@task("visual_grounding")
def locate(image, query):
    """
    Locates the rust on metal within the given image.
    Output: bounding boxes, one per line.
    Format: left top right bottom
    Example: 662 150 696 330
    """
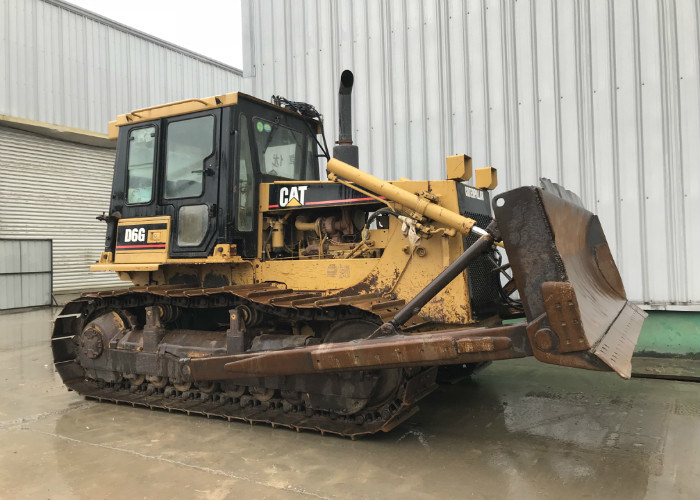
184 324 527 380
541 281 589 353
494 183 647 378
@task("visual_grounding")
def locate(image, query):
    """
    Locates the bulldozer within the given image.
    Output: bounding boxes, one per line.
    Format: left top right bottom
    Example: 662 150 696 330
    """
52 71 647 437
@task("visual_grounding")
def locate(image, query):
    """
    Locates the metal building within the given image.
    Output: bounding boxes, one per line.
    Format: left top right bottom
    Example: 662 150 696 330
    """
0 0 244 305
1 0 697 311
241 0 700 310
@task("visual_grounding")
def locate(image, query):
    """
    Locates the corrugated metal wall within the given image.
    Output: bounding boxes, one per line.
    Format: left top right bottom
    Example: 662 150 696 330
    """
0 0 247 135
242 0 700 307
0 126 121 292
0 0 250 297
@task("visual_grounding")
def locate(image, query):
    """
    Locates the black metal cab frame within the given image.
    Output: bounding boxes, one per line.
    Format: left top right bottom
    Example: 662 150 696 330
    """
106 95 320 260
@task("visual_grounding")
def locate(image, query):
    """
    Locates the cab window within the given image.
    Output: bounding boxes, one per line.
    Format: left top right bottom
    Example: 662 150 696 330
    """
305 135 319 179
237 115 255 231
252 117 317 180
165 115 215 199
126 126 156 204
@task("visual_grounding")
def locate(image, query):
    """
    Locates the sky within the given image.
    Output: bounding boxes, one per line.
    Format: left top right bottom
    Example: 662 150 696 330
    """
66 0 244 69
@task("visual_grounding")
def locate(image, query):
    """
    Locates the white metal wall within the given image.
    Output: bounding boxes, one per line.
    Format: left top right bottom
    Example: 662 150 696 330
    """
242 0 700 307
0 0 247 135
0 126 122 292
0 0 249 297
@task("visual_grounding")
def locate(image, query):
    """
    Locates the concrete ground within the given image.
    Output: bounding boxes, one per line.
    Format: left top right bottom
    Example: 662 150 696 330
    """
1 308 699 500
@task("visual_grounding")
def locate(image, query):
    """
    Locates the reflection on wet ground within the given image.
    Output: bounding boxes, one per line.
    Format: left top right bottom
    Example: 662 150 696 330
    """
1 307 698 499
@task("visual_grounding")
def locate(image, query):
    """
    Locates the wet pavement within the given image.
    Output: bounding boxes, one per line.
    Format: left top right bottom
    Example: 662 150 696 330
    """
1 307 699 500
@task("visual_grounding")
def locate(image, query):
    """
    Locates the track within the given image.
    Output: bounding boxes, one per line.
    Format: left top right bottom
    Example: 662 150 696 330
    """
51 283 438 438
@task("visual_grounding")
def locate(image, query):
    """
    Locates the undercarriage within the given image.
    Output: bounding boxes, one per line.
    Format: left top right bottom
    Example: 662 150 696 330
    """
52 284 442 437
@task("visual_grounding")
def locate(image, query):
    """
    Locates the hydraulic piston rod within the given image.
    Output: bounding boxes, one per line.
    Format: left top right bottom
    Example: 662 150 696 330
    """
326 158 486 237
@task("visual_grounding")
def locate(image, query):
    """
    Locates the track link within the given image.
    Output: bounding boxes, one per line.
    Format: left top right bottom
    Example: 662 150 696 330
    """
62 376 428 438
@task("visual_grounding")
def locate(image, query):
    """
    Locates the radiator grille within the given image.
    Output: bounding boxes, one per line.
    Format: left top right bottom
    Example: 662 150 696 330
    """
464 212 501 318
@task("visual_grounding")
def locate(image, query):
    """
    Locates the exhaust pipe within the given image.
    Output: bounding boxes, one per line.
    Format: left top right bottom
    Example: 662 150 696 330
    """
333 70 359 168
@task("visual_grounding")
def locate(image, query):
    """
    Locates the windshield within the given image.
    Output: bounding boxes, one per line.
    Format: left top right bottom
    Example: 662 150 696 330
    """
164 115 215 199
126 126 156 204
252 117 318 180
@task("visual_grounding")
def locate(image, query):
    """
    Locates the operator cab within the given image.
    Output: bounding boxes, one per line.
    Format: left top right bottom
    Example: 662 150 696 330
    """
107 94 321 259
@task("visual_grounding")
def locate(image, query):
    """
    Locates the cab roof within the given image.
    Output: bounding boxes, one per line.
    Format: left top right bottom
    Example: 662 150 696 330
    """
107 92 300 140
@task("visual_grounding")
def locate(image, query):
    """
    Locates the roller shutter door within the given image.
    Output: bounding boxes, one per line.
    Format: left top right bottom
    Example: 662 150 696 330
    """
0 126 126 292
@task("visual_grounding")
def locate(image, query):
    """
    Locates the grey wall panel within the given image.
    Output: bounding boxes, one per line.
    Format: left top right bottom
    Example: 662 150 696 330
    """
0 126 121 292
243 0 699 308
0 0 245 135
20 272 50 308
0 239 51 308
0 274 22 309
0 240 20 273
20 240 50 272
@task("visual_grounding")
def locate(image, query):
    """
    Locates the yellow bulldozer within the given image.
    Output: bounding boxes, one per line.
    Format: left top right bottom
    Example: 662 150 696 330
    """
52 71 646 437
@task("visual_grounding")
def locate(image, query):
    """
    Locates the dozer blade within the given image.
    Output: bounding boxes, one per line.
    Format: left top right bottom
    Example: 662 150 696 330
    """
493 180 647 378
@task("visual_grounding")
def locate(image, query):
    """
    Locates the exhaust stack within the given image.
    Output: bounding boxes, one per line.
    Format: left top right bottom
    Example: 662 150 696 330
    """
333 70 359 168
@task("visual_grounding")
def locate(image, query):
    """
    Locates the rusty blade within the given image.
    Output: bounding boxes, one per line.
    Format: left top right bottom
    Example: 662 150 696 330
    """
591 301 647 378
539 187 647 378
494 183 647 378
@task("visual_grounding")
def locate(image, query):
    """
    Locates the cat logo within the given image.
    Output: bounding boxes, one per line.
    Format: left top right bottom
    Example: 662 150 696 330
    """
279 186 309 207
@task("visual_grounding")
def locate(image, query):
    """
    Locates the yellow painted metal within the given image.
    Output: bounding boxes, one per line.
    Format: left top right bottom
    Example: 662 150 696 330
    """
365 229 391 249
164 256 247 264
271 220 285 250
147 229 166 243
255 212 473 324
107 92 319 139
123 261 256 287
259 259 378 289
475 167 498 190
108 94 239 138
388 228 472 324
389 180 462 213
96 249 247 273
207 244 238 261
294 217 319 234
164 245 244 264
258 183 271 212
322 175 394 210
445 154 473 181
113 216 170 264
327 158 478 236
91 262 160 272
107 120 119 140
97 251 113 264
117 216 170 226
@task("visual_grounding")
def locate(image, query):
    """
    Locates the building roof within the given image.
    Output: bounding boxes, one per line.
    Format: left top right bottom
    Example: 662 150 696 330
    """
44 0 243 75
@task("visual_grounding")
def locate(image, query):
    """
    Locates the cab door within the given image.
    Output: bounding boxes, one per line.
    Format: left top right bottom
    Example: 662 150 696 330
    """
162 109 221 257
